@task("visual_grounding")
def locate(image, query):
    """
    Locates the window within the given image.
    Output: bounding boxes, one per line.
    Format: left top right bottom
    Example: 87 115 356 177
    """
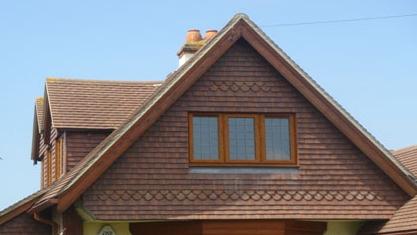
264 117 291 161
55 138 63 180
189 113 297 165
41 158 46 188
227 116 257 161
191 115 219 161
46 150 52 186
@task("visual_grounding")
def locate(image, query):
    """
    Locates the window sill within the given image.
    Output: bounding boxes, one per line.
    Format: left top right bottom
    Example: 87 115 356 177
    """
189 166 300 174
189 162 298 167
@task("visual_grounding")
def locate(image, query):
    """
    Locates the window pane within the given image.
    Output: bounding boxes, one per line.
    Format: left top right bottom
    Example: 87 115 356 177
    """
228 117 255 160
192 116 219 160
265 118 291 160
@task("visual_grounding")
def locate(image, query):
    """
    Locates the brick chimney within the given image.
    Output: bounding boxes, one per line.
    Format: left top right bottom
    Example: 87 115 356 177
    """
177 29 218 66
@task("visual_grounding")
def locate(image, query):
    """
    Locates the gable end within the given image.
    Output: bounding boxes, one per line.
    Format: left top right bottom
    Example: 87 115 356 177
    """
32 13 416 215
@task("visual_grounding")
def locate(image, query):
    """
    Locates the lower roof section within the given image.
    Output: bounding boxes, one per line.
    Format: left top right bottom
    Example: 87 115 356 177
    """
0 190 45 225
372 191 417 234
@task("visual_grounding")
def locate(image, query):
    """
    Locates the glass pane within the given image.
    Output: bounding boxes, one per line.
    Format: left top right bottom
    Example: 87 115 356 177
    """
265 118 291 160
192 116 219 160
228 117 255 160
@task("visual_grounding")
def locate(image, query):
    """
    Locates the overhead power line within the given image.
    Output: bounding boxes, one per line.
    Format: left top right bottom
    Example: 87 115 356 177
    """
261 13 417 28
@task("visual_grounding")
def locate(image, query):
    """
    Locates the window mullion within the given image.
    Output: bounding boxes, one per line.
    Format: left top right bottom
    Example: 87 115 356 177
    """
290 114 297 164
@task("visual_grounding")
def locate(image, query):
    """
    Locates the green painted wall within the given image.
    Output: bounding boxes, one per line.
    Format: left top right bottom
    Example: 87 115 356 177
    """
82 220 363 235
83 222 132 235
324 221 363 235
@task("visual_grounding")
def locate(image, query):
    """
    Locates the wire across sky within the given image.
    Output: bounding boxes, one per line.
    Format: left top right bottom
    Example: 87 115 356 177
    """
261 12 417 27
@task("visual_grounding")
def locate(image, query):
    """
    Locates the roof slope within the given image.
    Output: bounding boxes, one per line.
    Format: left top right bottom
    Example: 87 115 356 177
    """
46 78 162 129
392 145 417 178
32 13 417 213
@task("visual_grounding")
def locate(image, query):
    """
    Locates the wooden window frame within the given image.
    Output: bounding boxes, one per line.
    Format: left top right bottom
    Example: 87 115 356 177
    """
260 114 298 165
188 113 224 164
188 113 298 166
224 114 261 164
46 149 52 186
55 137 63 180
41 158 45 188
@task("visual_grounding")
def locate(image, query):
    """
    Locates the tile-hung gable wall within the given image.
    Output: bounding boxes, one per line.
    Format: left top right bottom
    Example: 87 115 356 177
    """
65 131 110 171
83 39 408 220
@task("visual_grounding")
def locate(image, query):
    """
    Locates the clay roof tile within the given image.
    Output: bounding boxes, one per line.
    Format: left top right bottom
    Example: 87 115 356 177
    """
45 78 162 129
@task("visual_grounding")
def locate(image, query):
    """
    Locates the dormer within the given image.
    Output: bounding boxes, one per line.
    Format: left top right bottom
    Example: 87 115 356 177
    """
31 79 162 188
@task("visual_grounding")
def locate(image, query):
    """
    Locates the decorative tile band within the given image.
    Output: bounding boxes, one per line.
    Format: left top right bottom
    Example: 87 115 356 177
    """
88 189 384 202
208 81 272 93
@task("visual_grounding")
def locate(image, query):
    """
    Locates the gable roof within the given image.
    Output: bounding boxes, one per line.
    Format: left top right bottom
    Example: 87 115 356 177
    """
31 13 417 213
45 78 162 130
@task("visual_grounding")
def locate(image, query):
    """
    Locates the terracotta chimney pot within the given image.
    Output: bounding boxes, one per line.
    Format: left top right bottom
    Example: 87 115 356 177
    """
204 29 218 40
186 29 202 43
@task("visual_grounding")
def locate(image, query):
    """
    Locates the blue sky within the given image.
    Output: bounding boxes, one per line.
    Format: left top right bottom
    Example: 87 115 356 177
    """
0 1 416 210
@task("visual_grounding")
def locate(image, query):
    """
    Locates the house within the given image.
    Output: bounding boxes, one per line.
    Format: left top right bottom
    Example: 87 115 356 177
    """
0 13 416 235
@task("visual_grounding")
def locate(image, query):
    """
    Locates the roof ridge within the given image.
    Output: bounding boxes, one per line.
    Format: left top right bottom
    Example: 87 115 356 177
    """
46 77 163 84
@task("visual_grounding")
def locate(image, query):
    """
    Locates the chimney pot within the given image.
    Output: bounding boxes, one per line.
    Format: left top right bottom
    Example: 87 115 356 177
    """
178 29 215 67
186 29 202 43
204 29 218 40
